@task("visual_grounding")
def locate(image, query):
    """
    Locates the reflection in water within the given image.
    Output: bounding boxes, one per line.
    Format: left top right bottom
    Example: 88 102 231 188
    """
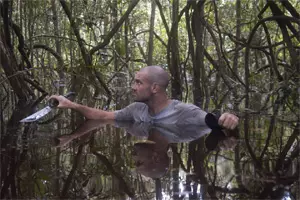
117 122 210 180
1 119 299 199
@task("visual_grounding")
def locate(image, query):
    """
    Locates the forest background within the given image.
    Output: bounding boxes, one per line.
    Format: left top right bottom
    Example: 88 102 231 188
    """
0 0 299 199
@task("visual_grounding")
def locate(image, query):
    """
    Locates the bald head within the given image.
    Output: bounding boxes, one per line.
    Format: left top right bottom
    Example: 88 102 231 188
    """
139 66 169 89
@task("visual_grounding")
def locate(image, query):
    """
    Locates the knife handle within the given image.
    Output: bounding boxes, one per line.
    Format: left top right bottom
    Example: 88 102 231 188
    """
48 92 76 108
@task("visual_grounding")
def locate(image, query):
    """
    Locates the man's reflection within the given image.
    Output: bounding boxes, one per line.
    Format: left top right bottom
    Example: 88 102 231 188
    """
54 120 238 179
131 128 170 179
116 121 212 178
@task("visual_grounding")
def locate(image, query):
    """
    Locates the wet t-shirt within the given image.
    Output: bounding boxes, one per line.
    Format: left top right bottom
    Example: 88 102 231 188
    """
114 100 208 125
115 121 211 143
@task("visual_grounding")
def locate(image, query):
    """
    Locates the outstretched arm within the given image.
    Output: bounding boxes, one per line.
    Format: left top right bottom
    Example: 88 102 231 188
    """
49 95 115 120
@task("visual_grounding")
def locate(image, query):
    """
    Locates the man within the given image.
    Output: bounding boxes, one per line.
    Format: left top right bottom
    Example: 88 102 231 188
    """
50 66 239 129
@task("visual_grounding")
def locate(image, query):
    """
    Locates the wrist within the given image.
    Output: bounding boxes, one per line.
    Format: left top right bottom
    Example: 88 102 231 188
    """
69 101 79 110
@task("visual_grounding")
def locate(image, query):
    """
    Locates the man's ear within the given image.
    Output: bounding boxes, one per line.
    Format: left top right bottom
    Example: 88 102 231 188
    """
152 83 159 93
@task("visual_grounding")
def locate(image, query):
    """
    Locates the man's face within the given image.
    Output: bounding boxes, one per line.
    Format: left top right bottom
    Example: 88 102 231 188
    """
131 71 153 102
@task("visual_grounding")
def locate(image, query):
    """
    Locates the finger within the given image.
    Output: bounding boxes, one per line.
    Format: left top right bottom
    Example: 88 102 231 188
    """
48 95 59 101
231 117 239 129
230 123 236 130
218 114 226 126
219 114 238 129
222 117 231 129
221 114 235 129
218 113 232 127
48 95 54 100
227 117 238 130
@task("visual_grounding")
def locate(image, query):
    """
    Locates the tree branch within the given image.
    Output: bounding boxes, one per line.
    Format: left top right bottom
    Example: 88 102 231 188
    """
61 144 84 198
93 151 135 198
275 122 299 171
59 0 91 65
10 23 32 69
89 0 140 55
32 44 63 64
155 0 169 37
214 186 250 194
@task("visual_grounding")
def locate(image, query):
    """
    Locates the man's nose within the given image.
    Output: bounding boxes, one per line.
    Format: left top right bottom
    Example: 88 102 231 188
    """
131 84 136 91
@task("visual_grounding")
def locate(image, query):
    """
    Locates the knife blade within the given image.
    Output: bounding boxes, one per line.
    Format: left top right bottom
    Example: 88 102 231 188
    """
20 92 76 123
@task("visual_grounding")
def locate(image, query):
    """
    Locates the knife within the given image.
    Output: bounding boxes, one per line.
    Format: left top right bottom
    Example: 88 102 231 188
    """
20 92 76 123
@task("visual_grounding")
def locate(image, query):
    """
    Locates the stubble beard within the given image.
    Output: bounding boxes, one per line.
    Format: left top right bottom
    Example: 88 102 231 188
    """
132 88 152 104
134 97 149 103
133 94 151 104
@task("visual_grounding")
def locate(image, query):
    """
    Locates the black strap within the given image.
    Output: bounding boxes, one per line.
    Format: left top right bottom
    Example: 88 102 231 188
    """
205 113 226 151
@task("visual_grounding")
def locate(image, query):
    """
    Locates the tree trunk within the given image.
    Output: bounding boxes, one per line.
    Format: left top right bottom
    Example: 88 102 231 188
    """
168 0 182 100
232 0 241 109
147 0 156 65
191 1 205 108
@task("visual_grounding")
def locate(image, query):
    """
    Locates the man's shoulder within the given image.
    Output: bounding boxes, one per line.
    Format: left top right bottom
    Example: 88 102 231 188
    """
169 100 207 125
115 102 148 121
171 100 200 110
125 102 148 111
128 102 147 107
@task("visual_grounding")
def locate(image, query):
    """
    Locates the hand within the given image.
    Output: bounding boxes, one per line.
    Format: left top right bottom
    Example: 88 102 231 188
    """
218 113 239 130
48 95 73 108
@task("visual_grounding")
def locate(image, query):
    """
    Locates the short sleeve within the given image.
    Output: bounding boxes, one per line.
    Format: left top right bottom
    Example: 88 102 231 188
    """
114 103 136 121
193 108 209 126
174 103 209 125
114 102 148 121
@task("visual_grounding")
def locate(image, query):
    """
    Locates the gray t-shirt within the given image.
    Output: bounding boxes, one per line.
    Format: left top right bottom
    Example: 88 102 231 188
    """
114 100 208 125
115 122 211 143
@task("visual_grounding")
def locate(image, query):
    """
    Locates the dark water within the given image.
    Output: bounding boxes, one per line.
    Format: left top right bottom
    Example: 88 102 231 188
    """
1 113 299 199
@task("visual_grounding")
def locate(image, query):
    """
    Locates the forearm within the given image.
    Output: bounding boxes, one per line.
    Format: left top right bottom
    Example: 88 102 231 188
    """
70 102 115 120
